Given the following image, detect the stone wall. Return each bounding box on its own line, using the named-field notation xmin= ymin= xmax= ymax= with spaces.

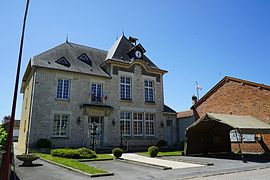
xmin=24 ymin=63 xmax=167 ymax=149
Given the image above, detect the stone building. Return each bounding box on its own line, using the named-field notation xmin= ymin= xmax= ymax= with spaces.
xmin=17 ymin=35 xmax=176 ymax=152
xmin=190 ymin=76 xmax=270 ymax=153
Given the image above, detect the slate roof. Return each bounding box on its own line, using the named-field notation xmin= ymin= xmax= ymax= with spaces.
xmin=106 ymin=35 xmax=158 ymax=68
xmin=31 ymin=42 xmax=110 ymax=77
xmin=29 ymin=35 xmax=162 ymax=77
xmin=163 ymin=104 xmax=176 ymax=113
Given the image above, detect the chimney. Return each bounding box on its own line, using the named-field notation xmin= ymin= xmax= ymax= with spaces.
xmin=129 ymin=36 xmax=138 ymax=45
xmin=192 ymin=95 xmax=198 ymax=105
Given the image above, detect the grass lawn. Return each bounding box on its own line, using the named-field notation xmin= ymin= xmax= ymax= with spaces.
xmin=137 ymin=151 xmax=183 ymax=157
xmin=36 ymin=153 xmax=108 ymax=174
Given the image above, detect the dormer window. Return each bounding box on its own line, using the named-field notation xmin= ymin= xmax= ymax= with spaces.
xmin=78 ymin=53 xmax=92 ymax=66
xmin=55 ymin=57 xmax=71 ymax=68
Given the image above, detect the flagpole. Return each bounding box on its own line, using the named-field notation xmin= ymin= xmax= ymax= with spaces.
xmin=196 ymin=81 xmax=199 ymax=99
xmin=1 ymin=0 xmax=30 ymax=179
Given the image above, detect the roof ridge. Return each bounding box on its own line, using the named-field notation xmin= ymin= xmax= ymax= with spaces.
xmin=225 ymin=76 xmax=270 ymax=89
xmin=67 ymin=41 xmax=108 ymax=53
xmin=191 ymin=76 xmax=270 ymax=109
xmin=32 ymin=41 xmax=108 ymax=59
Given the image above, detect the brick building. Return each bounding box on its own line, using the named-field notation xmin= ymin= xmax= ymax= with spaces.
xmin=190 ymin=76 xmax=270 ymax=153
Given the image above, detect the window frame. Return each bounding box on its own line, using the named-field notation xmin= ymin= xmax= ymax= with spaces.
xmin=52 ymin=114 xmax=70 ymax=137
xmin=145 ymin=113 xmax=155 ymax=136
xmin=120 ymin=112 xmax=131 ymax=136
xmin=91 ymin=83 xmax=103 ymax=103
xmin=120 ymin=76 xmax=132 ymax=100
xmin=133 ymin=112 xmax=143 ymax=136
xmin=144 ymin=80 xmax=155 ymax=102
xmin=56 ymin=78 xmax=70 ymax=100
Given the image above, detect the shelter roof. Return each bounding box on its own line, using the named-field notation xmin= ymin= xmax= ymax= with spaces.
xmin=187 ymin=113 xmax=270 ymax=134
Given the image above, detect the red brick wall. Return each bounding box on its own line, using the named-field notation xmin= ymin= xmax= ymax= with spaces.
xmin=194 ymin=80 xmax=270 ymax=153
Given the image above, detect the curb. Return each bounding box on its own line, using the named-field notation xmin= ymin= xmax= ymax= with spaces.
xmin=78 ymin=158 xmax=114 ymax=162
xmin=160 ymin=157 xmax=214 ymax=166
xmin=118 ymin=158 xmax=172 ymax=170
xmin=39 ymin=157 xmax=114 ymax=178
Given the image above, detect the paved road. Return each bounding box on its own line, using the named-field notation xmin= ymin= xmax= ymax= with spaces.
xmin=13 ymin=148 xmax=270 ymax=180
xmin=192 ymin=167 xmax=270 ymax=180
xmin=14 ymin=158 xmax=91 ymax=180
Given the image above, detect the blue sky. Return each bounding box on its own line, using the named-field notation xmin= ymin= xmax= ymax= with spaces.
xmin=1 ymin=0 xmax=270 ymax=120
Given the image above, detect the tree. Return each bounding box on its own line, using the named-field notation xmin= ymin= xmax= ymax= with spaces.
xmin=0 ymin=125 xmax=7 ymax=150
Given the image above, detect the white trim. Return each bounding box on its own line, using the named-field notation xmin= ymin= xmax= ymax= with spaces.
xmin=119 ymin=75 xmax=132 ymax=100
xmin=51 ymin=110 xmax=72 ymax=138
xmin=145 ymin=113 xmax=155 ymax=136
xmin=56 ymin=78 xmax=71 ymax=100
xmin=132 ymin=112 xmax=143 ymax=136
xmin=144 ymin=79 xmax=155 ymax=102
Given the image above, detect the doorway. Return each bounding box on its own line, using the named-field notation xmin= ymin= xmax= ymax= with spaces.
xmin=166 ymin=117 xmax=173 ymax=146
xmin=88 ymin=116 xmax=103 ymax=147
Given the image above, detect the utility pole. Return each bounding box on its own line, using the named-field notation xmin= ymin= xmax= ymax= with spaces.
xmin=1 ymin=0 xmax=30 ymax=179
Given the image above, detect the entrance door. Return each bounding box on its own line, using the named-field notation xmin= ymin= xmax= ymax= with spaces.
xmin=166 ymin=118 xmax=173 ymax=146
xmin=88 ymin=116 xmax=103 ymax=147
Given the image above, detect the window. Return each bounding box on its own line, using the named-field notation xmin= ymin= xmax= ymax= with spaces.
xmin=133 ymin=112 xmax=143 ymax=136
xmin=120 ymin=76 xmax=131 ymax=99
xmin=53 ymin=114 xmax=69 ymax=137
xmin=77 ymin=53 xmax=92 ymax=66
xmin=91 ymin=83 xmax=102 ymax=103
xmin=57 ymin=79 xmax=70 ymax=99
xmin=145 ymin=113 xmax=155 ymax=136
xmin=55 ymin=57 xmax=71 ymax=68
xmin=145 ymin=80 xmax=154 ymax=102
xmin=120 ymin=112 xmax=131 ymax=136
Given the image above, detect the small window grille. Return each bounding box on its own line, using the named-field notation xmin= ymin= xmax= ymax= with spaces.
xmin=55 ymin=57 xmax=71 ymax=67
xmin=78 ymin=53 xmax=92 ymax=66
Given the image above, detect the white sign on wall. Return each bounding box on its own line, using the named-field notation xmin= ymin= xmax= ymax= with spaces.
xmin=230 ymin=130 xmax=255 ymax=142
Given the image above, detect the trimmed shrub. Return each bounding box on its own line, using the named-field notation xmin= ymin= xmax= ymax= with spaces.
xmin=36 ymin=138 xmax=51 ymax=148
xmin=112 ymin=148 xmax=123 ymax=158
xmin=148 ymin=146 xmax=159 ymax=157
xmin=157 ymin=140 xmax=167 ymax=147
xmin=51 ymin=148 xmax=96 ymax=159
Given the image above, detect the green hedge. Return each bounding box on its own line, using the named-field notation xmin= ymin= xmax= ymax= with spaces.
xmin=51 ymin=148 xmax=97 ymax=159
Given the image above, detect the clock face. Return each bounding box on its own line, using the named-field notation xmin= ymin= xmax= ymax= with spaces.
xmin=135 ymin=50 xmax=142 ymax=59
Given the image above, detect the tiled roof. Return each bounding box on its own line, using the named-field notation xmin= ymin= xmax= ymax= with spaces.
xmin=177 ymin=110 xmax=193 ymax=118
xmin=191 ymin=76 xmax=270 ymax=109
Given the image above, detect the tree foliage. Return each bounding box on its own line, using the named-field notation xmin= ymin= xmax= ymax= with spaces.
xmin=0 ymin=125 xmax=8 ymax=150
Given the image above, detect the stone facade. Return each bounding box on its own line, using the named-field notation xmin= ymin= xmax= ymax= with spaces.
xmin=17 ymin=37 xmax=176 ymax=152
xmin=192 ymin=76 xmax=270 ymax=153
